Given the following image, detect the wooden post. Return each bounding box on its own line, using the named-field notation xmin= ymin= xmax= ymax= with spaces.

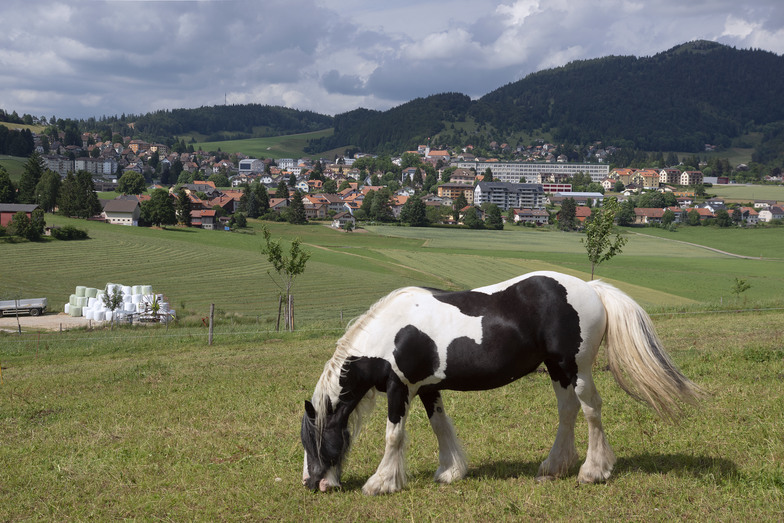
xmin=208 ymin=303 xmax=215 ymax=345
xmin=276 ymin=295 xmax=283 ymax=332
xmin=288 ymin=294 xmax=294 ymax=331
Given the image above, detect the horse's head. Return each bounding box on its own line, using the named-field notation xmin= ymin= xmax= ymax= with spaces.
xmin=301 ymin=399 xmax=350 ymax=492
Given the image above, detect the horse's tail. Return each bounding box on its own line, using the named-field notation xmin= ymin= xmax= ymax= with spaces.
xmin=588 ymin=279 xmax=705 ymax=420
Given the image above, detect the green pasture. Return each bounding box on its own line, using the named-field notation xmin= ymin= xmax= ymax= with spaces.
xmin=0 ymin=307 xmax=781 ymax=519
xmin=3 ymin=217 xmax=784 ymax=326
xmin=0 ymin=155 xmax=29 ymax=181
xmin=191 ymin=129 xmax=337 ymax=159
xmin=708 ymin=184 xmax=784 ymax=202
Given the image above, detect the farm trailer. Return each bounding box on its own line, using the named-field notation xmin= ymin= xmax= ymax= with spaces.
xmin=0 ymin=298 xmax=48 ymax=317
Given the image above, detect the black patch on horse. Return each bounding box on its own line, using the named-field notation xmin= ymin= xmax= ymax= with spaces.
xmin=432 ymin=275 xmax=583 ymax=390
xmin=339 ymin=357 xmax=411 ymax=424
xmin=393 ymin=325 xmax=440 ymax=384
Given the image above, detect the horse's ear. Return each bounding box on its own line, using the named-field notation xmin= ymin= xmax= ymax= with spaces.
xmin=304 ymin=400 xmax=316 ymax=421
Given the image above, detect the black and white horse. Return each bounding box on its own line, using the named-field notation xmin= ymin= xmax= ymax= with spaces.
xmin=301 ymin=271 xmax=702 ymax=495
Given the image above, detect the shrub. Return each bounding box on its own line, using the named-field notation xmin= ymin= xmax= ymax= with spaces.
xmin=51 ymin=225 xmax=89 ymax=240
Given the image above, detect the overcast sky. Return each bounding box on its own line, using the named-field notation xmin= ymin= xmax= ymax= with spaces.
xmin=1 ymin=0 xmax=782 ymax=122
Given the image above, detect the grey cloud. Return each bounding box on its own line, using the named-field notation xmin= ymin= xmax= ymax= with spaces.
xmin=321 ymin=70 xmax=368 ymax=96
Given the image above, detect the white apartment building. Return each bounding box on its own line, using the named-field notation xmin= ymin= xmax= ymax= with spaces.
xmin=456 ymin=161 xmax=609 ymax=184
xmin=473 ymin=182 xmax=545 ymax=211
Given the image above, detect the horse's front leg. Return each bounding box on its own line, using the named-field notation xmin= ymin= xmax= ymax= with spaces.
xmin=420 ymin=389 xmax=467 ymax=484
xmin=362 ymin=381 xmax=412 ymax=495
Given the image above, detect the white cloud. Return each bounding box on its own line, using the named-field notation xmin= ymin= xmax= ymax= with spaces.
xmin=0 ymin=0 xmax=781 ymax=120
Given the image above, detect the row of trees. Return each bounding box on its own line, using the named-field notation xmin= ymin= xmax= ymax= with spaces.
xmin=0 ymin=153 xmax=103 ymax=218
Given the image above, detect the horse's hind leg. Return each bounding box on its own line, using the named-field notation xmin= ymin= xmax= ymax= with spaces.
xmin=575 ymin=370 xmax=616 ymax=483
xmin=420 ymin=390 xmax=467 ymax=483
xmin=536 ymin=380 xmax=580 ymax=481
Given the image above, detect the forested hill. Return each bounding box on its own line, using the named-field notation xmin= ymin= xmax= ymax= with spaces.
xmin=128 ymin=104 xmax=333 ymax=141
xmin=476 ymin=40 xmax=784 ymax=151
xmin=306 ymin=41 xmax=784 ymax=155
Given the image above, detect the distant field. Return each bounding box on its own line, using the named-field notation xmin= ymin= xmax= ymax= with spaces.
xmin=191 ymin=129 xmax=340 ymax=159
xmin=709 ymin=184 xmax=784 ymax=202
xmin=3 ymin=218 xmax=784 ymax=326
xmin=0 ymin=155 xmax=29 ymax=181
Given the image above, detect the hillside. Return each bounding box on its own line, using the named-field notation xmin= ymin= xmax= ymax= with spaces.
xmin=308 ymin=41 xmax=784 ymax=159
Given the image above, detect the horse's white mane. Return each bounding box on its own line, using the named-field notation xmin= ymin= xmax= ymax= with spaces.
xmin=310 ymin=286 xmax=428 ymax=441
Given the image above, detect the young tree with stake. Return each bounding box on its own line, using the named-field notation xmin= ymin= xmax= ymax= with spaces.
xmin=582 ymin=197 xmax=628 ymax=279
xmin=261 ymin=226 xmax=311 ymax=331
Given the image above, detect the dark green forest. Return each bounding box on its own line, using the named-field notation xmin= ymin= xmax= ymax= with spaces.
xmin=308 ymin=41 xmax=784 ymax=156
xmin=129 ymin=104 xmax=333 ymax=141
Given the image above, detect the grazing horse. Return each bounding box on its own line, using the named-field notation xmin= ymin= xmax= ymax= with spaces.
xmin=301 ymin=271 xmax=703 ymax=495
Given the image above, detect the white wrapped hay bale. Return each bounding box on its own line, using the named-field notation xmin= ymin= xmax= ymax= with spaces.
xmin=105 ymin=311 xmax=113 ymax=322
xmin=122 ymin=286 xmax=132 ymax=296
xmin=64 ymin=303 xmax=70 ymax=314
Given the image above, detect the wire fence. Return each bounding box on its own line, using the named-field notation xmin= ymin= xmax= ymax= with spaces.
xmin=3 ymin=305 xmax=784 ymax=353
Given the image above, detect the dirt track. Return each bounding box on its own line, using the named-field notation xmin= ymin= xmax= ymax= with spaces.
xmin=0 ymin=313 xmax=95 ymax=332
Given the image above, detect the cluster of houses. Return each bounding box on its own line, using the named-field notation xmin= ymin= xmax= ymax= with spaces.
xmin=21 ymin=130 xmax=782 ymax=229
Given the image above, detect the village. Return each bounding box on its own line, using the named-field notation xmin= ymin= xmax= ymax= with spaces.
xmin=2 ymin=129 xmax=782 ymax=234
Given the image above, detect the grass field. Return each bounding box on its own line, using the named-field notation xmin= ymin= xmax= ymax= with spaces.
xmin=709 ymin=184 xmax=784 ymax=202
xmin=0 ymin=154 xmax=30 ymax=181
xmin=190 ymin=129 xmax=343 ymax=159
xmin=0 ymin=306 xmax=781 ymax=519
xmin=3 ymin=217 xmax=784 ymax=326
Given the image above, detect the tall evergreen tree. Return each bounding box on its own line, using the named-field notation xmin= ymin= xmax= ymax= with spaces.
xmin=0 ymin=166 xmax=16 ymax=203
xmin=288 ymin=191 xmax=307 ymax=224
xmin=558 ymin=198 xmax=577 ymax=231
xmin=176 ymin=187 xmax=192 ymax=226
xmin=58 ymin=172 xmax=79 ymax=217
xmin=453 ymin=192 xmax=468 ymax=222
xmin=275 ymin=180 xmax=289 ymax=200
xmin=254 ymin=182 xmax=270 ymax=215
xmin=18 ymin=152 xmax=45 ymax=203
xmin=75 ymin=171 xmax=101 ymax=218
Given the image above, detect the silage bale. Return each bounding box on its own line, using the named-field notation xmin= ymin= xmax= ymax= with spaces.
xmin=75 ymin=286 xmax=86 ymax=297
xmin=86 ymin=288 xmax=98 ymax=298
xmin=64 ymin=303 xmax=70 ymax=314
xmin=70 ymin=306 xmax=82 ymax=317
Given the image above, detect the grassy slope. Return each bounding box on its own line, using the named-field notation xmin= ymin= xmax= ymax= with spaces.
xmin=0 ymin=309 xmax=781 ymax=519
xmin=708 ymin=184 xmax=784 ymax=202
xmin=4 ymin=218 xmax=784 ymax=325
xmin=0 ymin=155 xmax=29 ymax=181
xmin=190 ymin=129 xmax=340 ymax=159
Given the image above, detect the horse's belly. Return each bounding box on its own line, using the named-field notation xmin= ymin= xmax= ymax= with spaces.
xmin=439 ymin=351 xmax=542 ymax=391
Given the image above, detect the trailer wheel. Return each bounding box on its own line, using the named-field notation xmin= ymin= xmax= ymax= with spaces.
xmin=30 ymin=308 xmax=41 ymax=317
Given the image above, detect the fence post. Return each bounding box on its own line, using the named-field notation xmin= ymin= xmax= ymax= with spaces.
xmin=289 ymin=295 xmax=294 ymax=332
xmin=208 ymin=303 xmax=215 ymax=345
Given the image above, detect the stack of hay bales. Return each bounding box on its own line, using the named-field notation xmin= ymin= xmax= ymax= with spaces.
xmin=63 ymin=283 xmax=175 ymax=322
